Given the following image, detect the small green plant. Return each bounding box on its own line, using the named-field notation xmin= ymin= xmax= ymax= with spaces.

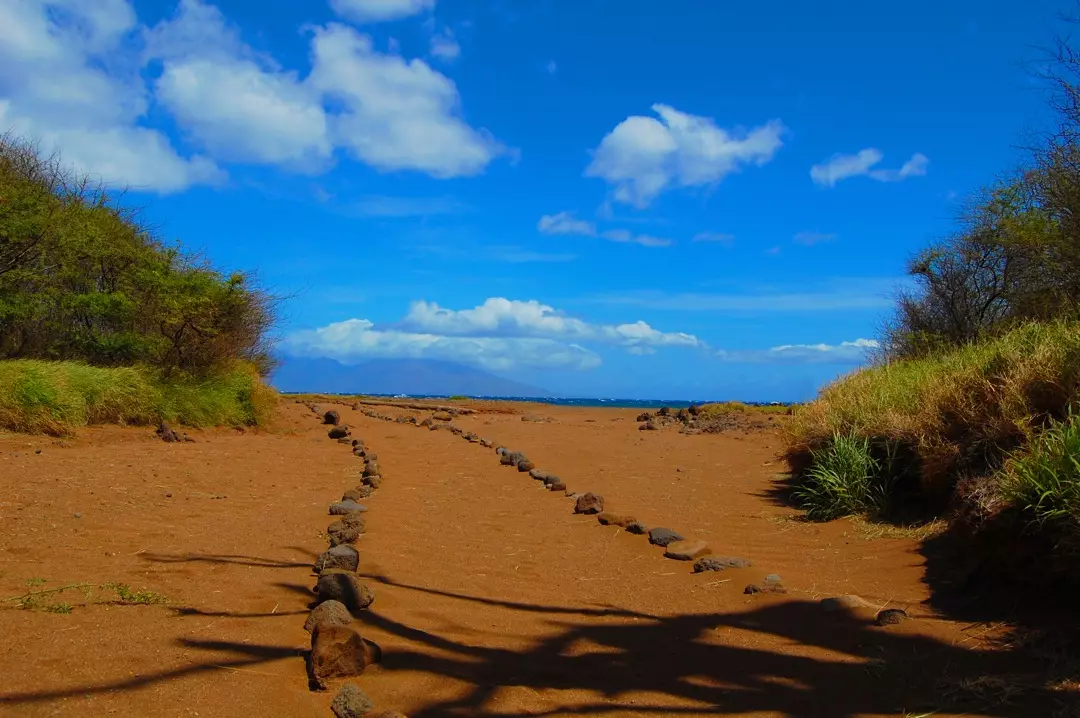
xmin=449 ymin=395 xmax=467 ymax=401
xmin=104 ymin=582 xmax=168 ymax=605
xmin=44 ymin=603 xmax=72 ymax=614
xmin=1000 ymin=409 xmax=1080 ymax=525
xmin=794 ymin=433 xmax=895 ymax=520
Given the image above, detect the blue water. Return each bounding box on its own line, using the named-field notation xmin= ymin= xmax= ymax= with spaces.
xmin=280 ymin=392 xmax=791 ymax=409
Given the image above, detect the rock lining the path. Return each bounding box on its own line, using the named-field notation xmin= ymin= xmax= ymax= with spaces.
xmin=664 ymin=540 xmax=711 ymax=561
xmin=323 ymin=410 xmax=341 ymax=426
xmin=330 ymin=684 xmax=374 ymax=717
xmin=315 ymin=570 xmax=376 ymax=611
xmin=574 ymin=493 xmax=604 ymax=514
xmin=625 ymin=521 xmax=648 ymax=534
xmin=693 ymin=556 xmax=752 ymax=572
xmin=315 ymin=545 xmax=360 ymax=573
xmin=304 ymin=600 xmax=353 ymax=632
xmin=330 ymin=500 xmax=367 ymax=515
xmin=597 ymin=512 xmax=638 ymax=528
xmin=309 ymin=623 xmax=380 ymax=689
xmin=648 ymin=527 xmax=684 ymax=546
xmin=328 ymin=426 xmax=350 ymax=440
xmin=875 ymin=608 xmax=908 ymax=626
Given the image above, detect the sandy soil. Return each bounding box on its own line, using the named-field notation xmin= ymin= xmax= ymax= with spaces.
xmin=0 ymin=401 xmax=1072 ymax=717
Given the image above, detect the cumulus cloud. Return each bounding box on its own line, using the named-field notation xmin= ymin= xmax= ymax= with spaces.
xmin=285 ymin=298 xmax=703 ymax=371
xmin=330 ymin=0 xmax=435 ymax=23
xmin=537 ymin=212 xmax=672 ymax=247
xmin=718 ymin=338 xmax=880 ymax=364
xmin=0 ymin=0 xmax=222 ymax=192
xmin=145 ymin=0 xmax=331 ymax=171
xmin=810 ymin=148 xmax=929 ymax=188
xmin=585 ymin=104 xmax=785 ymax=207
xmin=309 ymin=23 xmax=505 ymax=177
xmin=401 ymin=298 xmax=702 ymax=349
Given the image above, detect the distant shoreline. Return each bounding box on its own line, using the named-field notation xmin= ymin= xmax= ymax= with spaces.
xmin=277 ymin=391 xmax=794 ymax=410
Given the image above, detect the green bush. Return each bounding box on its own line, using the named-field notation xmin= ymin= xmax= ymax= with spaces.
xmin=793 ymin=433 xmax=894 ymax=520
xmin=1000 ymin=409 xmax=1080 ymax=526
xmin=0 ymin=359 xmax=276 ymax=435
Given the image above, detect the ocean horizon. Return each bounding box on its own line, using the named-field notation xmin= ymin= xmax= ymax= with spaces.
xmin=278 ymin=392 xmax=792 ymax=409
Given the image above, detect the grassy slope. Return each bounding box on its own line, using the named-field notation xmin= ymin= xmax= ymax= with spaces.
xmin=0 ymin=360 xmax=277 ymax=435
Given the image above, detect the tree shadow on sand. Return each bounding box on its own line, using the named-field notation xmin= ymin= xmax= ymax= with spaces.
xmin=359 ymin=584 xmax=1079 ymax=717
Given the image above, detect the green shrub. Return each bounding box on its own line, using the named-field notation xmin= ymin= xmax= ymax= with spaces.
xmin=793 ymin=433 xmax=894 ymax=520
xmin=1000 ymin=409 xmax=1080 ymax=526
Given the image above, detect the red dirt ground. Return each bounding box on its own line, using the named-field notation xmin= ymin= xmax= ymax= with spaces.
xmin=0 ymin=401 xmax=1073 ymax=717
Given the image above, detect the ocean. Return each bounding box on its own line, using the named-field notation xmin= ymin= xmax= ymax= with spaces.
xmin=281 ymin=392 xmax=790 ymax=409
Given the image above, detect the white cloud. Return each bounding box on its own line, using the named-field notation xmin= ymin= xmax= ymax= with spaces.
xmin=330 ymin=0 xmax=436 ymax=23
xmin=718 ymin=338 xmax=879 ymax=364
xmin=692 ymin=232 xmax=735 ymax=244
xmin=400 ymin=298 xmax=702 ymax=349
xmin=429 ymin=27 xmax=460 ymax=61
xmin=285 ymin=318 xmax=601 ymax=372
xmin=0 ymin=0 xmax=222 ymax=192
xmin=585 ymin=104 xmax=785 ymax=207
xmin=810 ymin=148 xmax=929 ymax=187
xmin=309 ymin=23 xmax=505 ymax=177
xmin=146 ymin=0 xmax=331 ymax=171
xmin=537 ymin=212 xmax=672 ymax=247
xmin=546 ymin=60 xmax=558 ymax=75
xmin=793 ymin=231 xmax=836 ymax=246
xmin=538 ymin=211 xmax=597 ymax=236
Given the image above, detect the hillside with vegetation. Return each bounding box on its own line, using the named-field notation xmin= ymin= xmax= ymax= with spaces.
xmin=0 ymin=134 xmax=277 ymax=434
xmin=786 ymin=38 xmax=1080 ymax=586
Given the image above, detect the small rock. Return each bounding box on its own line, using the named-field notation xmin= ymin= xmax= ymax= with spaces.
xmin=165 ymin=492 xmax=172 ymax=498
xmin=342 ymin=486 xmax=373 ymax=503
xmin=315 ymin=571 xmax=376 ymax=611
xmin=328 ymin=426 xmax=350 ymax=440
xmin=309 ymin=624 xmax=380 ymax=689
xmin=744 ymin=583 xmax=787 ymax=595
xmin=657 ymin=407 xmax=671 ymax=417
xmin=625 ymin=521 xmax=648 ymax=534
xmin=639 ymin=421 xmax=658 ymax=431
xmin=517 ymin=460 xmax=536 ymax=473
xmin=521 ymin=415 xmax=544 ymax=422
xmin=875 ymin=608 xmax=908 ymax=626
xmin=432 ymin=411 xmax=452 ymax=421
xmin=330 ymin=683 xmax=375 ymax=717
xmin=495 ymin=447 xmax=507 ymax=455
xmin=328 ymin=522 xmax=362 ymax=547
xmin=479 ymin=438 xmax=493 ymax=447
xmin=362 ymin=474 xmax=382 ymax=489
xmin=304 ymin=600 xmax=353 ymax=632
xmin=648 ymin=527 xmax=684 ymax=547
xmin=635 ymin=412 xmax=652 ymax=422
xmin=73 ymin=512 xmax=82 ymax=519
xmin=419 ymin=418 xmax=433 ymax=427
xmin=820 ymin=595 xmax=874 ymax=612
xmin=181 ymin=433 xmax=196 ymax=443
xmin=315 ymin=545 xmax=360 ymax=573
xmin=574 ymin=493 xmax=604 ymax=515
xmin=693 ymin=556 xmax=752 ymax=572
xmin=597 ymin=513 xmax=638 ymax=528
xmin=547 ymin=480 xmax=566 ymax=491
xmin=337 ymin=438 xmax=352 ymax=445
xmin=329 ymin=500 xmax=367 ymax=516
xmin=765 ymin=574 xmax=783 ymax=585
xmin=664 ymin=540 xmax=711 ymax=561
xmin=157 ymin=422 xmax=180 ymax=442
xmin=528 ymin=469 xmax=549 ymax=481
xmin=324 ymin=410 xmax=341 ymax=426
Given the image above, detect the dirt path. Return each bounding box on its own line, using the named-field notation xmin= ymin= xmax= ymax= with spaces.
xmin=0 ymin=402 xmax=1068 ymax=716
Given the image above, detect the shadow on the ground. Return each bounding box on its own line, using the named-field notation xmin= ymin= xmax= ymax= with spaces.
xmin=141 ymin=551 xmax=312 ymax=569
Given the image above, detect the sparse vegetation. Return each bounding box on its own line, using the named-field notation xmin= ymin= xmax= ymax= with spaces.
xmin=698 ymin=401 xmax=792 ymax=415
xmin=2 ymin=578 xmax=169 ymax=612
xmin=0 ymin=133 xmax=278 ymax=433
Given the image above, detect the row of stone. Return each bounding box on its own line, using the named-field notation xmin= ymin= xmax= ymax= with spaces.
xmin=300 ymin=403 xmax=404 ymax=718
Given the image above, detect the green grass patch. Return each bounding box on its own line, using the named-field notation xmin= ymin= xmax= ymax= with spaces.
xmin=0 ymin=359 xmax=276 ymax=435
xmin=698 ymin=401 xmax=792 ymax=416
xmin=792 ymin=433 xmax=896 ymax=520
xmin=1000 ymin=409 xmax=1080 ymax=526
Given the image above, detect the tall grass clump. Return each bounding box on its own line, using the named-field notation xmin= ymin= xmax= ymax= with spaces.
xmin=0 ymin=360 xmax=276 ymax=435
xmin=1000 ymin=409 xmax=1080 ymax=528
xmin=793 ymin=433 xmax=894 ymax=520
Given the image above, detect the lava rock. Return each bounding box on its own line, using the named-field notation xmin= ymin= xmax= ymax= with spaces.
xmin=309 ymin=623 xmax=380 ymax=690
xmin=315 ymin=545 xmax=360 ymax=573
xmin=304 ymin=600 xmax=353 ymax=632
xmin=362 ymin=474 xmax=382 ymax=489
xmin=315 ymin=570 xmax=376 ymax=611
xmin=517 ymin=460 xmax=536 ymax=473
xmin=328 ymin=426 xmax=350 ymax=440
xmin=876 ymin=608 xmax=909 ymax=626
xmin=648 ymin=527 xmax=684 ymax=547
xmin=157 ymin=422 xmax=180 ymax=442
xmin=521 ymin=415 xmax=544 ymax=422
xmin=635 ymin=412 xmax=652 ymax=422
xmin=625 ymin=521 xmax=648 ymax=534
xmin=597 ymin=513 xmax=638 ymax=528
xmin=547 ymin=480 xmax=566 ymax=491
xmin=639 ymin=421 xmax=658 ymax=431
xmin=363 ymin=462 xmax=380 ymax=477
xmin=479 ymin=438 xmax=494 ymax=448
xmin=693 ymin=556 xmax=752 ymax=573
xmin=330 ymin=684 xmax=375 ymax=717
xmin=433 ymin=411 xmax=452 ymax=421
xmin=328 ymin=521 xmax=362 ymax=547
xmin=329 ymin=500 xmax=367 ymax=516
xmin=744 ymin=582 xmax=787 ymax=595
xmin=574 ymin=493 xmax=605 ymax=515
xmin=342 ymin=486 xmax=373 ymax=503
xmin=664 ymin=540 xmax=711 ymax=561
xmin=324 ymin=410 xmax=341 ymax=426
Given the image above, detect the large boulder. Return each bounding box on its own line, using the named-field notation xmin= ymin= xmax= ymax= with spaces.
xmin=323 ymin=410 xmax=341 ymax=426
xmin=315 ymin=570 xmax=375 ymax=611
xmin=304 ymin=600 xmax=353 ymax=633
xmin=309 ymin=623 xmax=380 ymax=689
xmin=574 ymin=493 xmax=604 ymax=515
xmin=315 ymin=545 xmax=360 ymax=573
xmin=648 ymin=527 xmax=684 ymax=547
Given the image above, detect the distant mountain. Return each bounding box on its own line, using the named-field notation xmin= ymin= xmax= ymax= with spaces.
xmin=270 ymin=356 xmax=553 ymax=398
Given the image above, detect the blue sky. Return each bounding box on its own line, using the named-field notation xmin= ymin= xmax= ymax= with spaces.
xmin=0 ymin=0 xmax=1065 ymax=399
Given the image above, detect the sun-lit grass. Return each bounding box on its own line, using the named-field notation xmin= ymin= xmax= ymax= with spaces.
xmin=0 ymin=359 xmax=276 ymax=435
xmin=698 ymin=401 xmax=793 ymax=416
xmin=791 ymin=432 xmax=896 ymax=520
xmin=1000 ymin=409 xmax=1080 ymax=527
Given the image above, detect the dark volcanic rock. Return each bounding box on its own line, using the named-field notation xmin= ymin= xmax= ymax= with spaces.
xmin=693 ymin=556 xmax=752 ymax=573
xmin=639 ymin=421 xmax=658 ymax=431
xmin=315 ymin=545 xmax=360 ymax=573
xmin=342 ymin=486 xmax=373 ymax=503
xmin=330 ymin=683 xmax=375 ymax=717
xmin=636 ymin=412 xmax=652 ymax=422
xmin=309 ymin=623 xmax=380 ymax=689
xmin=648 ymin=527 xmax=684 ymax=547
xmin=157 ymin=422 xmax=180 ymax=442
xmin=597 ymin=513 xmax=639 ymax=528
xmin=328 ymin=520 xmax=362 ymax=547
xmin=329 ymin=500 xmax=367 ymax=515
xmin=304 ymin=599 xmax=353 ymax=632
xmin=625 ymin=521 xmax=648 ymax=534
xmin=547 ymin=480 xmax=566 ymax=491
xmin=574 ymin=493 xmax=604 ymax=514
xmin=517 ymin=460 xmax=536 ymax=472
xmin=315 ymin=570 xmax=375 ymax=611
xmin=875 ymin=608 xmax=909 ymax=626
xmin=328 ymin=426 xmax=350 ymax=440
xmin=362 ymin=474 xmax=382 ymax=489
xmin=363 ymin=462 xmax=380 ymax=477
xmin=323 ymin=410 xmax=341 ymax=425
xmin=663 ymin=540 xmax=711 ymax=561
